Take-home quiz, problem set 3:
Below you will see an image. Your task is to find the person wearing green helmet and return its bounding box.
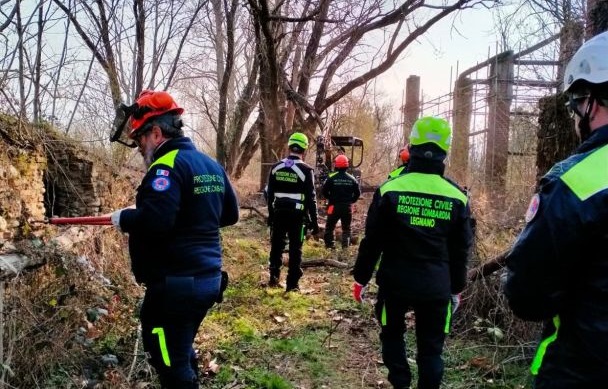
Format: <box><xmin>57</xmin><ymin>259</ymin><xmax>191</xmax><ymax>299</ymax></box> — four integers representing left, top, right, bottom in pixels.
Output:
<box><xmin>353</xmin><ymin>116</ymin><xmax>473</xmax><ymax>389</ymax></box>
<box><xmin>265</xmin><ymin>132</ymin><xmax>320</xmax><ymax>292</ymax></box>
<box><xmin>504</xmin><ymin>31</ymin><xmax>608</xmax><ymax>388</ymax></box>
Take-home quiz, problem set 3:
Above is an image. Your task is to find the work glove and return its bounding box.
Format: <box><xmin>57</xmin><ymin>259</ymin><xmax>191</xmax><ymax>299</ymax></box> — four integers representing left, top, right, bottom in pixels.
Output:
<box><xmin>109</xmin><ymin>205</ymin><xmax>135</xmax><ymax>229</ymax></box>
<box><xmin>111</xmin><ymin>209</ymin><xmax>125</xmax><ymax>232</ymax></box>
<box><xmin>451</xmin><ymin>293</ymin><xmax>461</xmax><ymax>314</ymax></box>
<box><xmin>310</xmin><ymin>223</ymin><xmax>320</xmax><ymax>236</ymax></box>
<box><xmin>352</xmin><ymin>282</ymin><xmax>366</xmax><ymax>303</ymax></box>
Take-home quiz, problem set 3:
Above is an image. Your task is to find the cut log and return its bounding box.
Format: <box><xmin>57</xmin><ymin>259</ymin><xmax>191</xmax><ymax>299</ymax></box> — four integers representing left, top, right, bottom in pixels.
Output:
<box><xmin>240</xmin><ymin>205</ymin><xmax>267</xmax><ymax>219</ymax></box>
<box><xmin>467</xmin><ymin>250</ymin><xmax>508</xmax><ymax>282</ymax></box>
<box><xmin>301</xmin><ymin>259</ymin><xmax>350</xmax><ymax>268</ymax></box>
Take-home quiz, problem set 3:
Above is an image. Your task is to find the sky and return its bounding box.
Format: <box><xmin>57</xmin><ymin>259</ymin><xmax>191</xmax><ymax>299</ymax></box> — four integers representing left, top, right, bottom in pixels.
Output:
<box><xmin>374</xmin><ymin>4</ymin><xmax>502</xmax><ymax>108</ymax></box>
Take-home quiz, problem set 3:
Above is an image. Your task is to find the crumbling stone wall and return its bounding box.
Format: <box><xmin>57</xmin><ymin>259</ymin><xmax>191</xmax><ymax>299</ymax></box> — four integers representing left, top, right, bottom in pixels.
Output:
<box><xmin>44</xmin><ymin>139</ymin><xmax>137</xmax><ymax>218</ymax></box>
<box><xmin>0</xmin><ymin>116</ymin><xmax>47</xmax><ymax>243</ymax></box>
<box><xmin>0</xmin><ymin>115</ymin><xmax>138</xmax><ymax>246</ymax></box>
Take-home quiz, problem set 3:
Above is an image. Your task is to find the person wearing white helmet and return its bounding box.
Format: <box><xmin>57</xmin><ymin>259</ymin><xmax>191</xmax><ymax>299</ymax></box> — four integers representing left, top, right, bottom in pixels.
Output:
<box><xmin>505</xmin><ymin>31</ymin><xmax>608</xmax><ymax>388</ymax></box>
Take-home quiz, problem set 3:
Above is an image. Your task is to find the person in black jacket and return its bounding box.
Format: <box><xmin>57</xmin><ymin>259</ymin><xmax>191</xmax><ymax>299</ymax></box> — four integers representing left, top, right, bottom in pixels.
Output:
<box><xmin>387</xmin><ymin>145</ymin><xmax>410</xmax><ymax>179</ymax></box>
<box><xmin>322</xmin><ymin>154</ymin><xmax>361</xmax><ymax>249</ymax></box>
<box><xmin>266</xmin><ymin>132</ymin><xmax>319</xmax><ymax>292</ymax></box>
<box><xmin>504</xmin><ymin>31</ymin><xmax>608</xmax><ymax>388</ymax></box>
<box><xmin>353</xmin><ymin>116</ymin><xmax>473</xmax><ymax>389</ymax></box>
<box><xmin>109</xmin><ymin>90</ymin><xmax>239</xmax><ymax>389</ymax></box>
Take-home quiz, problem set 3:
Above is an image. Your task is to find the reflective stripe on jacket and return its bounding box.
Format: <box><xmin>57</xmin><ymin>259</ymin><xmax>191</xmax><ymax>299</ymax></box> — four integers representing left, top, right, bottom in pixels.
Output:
<box><xmin>120</xmin><ymin>137</ymin><xmax>239</xmax><ymax>284</ymax></box>
<box><xmin>505</xmin><ymin>125</ymin><xmax>608</xmax><ymax>383</ymax></box>
<box><xmin>354</xmin><ymin>163</ymin><xmax>473</xmax><ymax>300</ymax></box>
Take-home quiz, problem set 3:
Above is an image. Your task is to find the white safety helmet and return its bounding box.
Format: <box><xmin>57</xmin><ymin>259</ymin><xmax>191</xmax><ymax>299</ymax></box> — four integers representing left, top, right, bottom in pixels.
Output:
<box><xmin>563</xmin><ymin>31</ymin><xmax>608</xmax><ymax>93</ymax></box>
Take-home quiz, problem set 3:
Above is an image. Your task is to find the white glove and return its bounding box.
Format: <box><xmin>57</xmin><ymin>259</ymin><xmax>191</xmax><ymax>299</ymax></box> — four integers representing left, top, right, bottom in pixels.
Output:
<box><xmin>451</xmin><ymin>294</ymin><xmax>461</xmax><ymax>314</ymax></box>
<box><xmin>111</xmin><ymin>209</ymin><xmax>123</xmax><ymax>232</ymax></box>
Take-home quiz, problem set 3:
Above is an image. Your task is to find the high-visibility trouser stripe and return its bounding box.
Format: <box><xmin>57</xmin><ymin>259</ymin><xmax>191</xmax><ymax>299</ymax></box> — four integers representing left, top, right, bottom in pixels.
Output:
<box><xmin>381</xmin><ymin>303</ymin><xmax>387</xmax><ymax>326</ymax></box>
<box><xmin>380</xmin><ymin>300</ymin><xmax>451</xmax><ymax>333</ymax></box>
<box><xmin>300</xmin><ymin>224</ymin><xmax>305</xmax><ymax>242</ymax></box>
<box><xmin>152</xmin><ymin>327</ymin><xmax>171</xmax><ymax>367</ymax></box>
<box><xmin>530</xmin><ymin>315</ymin><xmax>560</xmax><ymax>375</ymax></box>
<box><xmin>374</xmin><ymin>255</ymin><xmax>382</xmax><ymax>271</ymax></box>
<box><xmin>274</xmin><ymin>192</ymin><xmax>304</xmax><ymax>200</ymax></box>
<box><xmin>444</xmin><ymin>300</ymin><xmax>452</xmax><ymax>334</ymax></box>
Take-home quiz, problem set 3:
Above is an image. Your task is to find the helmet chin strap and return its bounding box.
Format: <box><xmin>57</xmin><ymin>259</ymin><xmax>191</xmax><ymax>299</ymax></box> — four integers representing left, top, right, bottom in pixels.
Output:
<box><xmin>578</xmin><ymin>95</ymin><xmax>596</xmax><ymax>142</ymax></box>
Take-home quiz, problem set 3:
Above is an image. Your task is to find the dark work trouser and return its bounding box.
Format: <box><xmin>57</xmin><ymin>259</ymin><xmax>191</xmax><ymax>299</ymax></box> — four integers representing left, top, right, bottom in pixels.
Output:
<box><xmin>140</xmin><ymin>273</ymin><xmax>220</xmax><ymax>389</ymax></box>
<box><xmin>323</xmin><ymin>203</ymin><xmax>352</xmax><ymax>248</ymax></box>
<box><xmin>533</xmin><ymin>318</ymin><xmax>608</xmax><ymax>389</ymax></box>
<box><xmin>375</xmin><ymin>289</ymin><xmax>451</xmax><ymax>389</ymax></box>
<box><xmin>269</xmin><ymin>209</ymin><xmax>305</xmax><ymax>289</ymax></box>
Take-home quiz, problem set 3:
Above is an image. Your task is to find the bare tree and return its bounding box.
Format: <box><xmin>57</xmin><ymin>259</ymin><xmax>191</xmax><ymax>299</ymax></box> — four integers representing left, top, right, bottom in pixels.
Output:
<box><xmin>246</xmin><ymin>0</ymin><xmax>497</xmax><ymax>188</ymax></box>
<box><xmin>51</xmin><ymin>0</ymin><xmax>206</xmax><ymax>116</ymax></box>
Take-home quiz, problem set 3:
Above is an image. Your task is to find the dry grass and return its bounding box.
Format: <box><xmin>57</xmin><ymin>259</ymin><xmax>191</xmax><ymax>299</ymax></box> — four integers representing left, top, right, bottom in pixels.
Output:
<box><xmin>0</xmin><ymin>173</ymin><xmax>539</xmax><ymax>388</ymax></box>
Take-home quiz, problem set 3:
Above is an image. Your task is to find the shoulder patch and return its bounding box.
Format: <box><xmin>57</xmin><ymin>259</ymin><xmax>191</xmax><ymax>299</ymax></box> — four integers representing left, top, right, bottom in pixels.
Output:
<box><xmin>156</xmin><ymin>169</ymin><xmax>170</xmax><ymax>177</ymax></box>
<box><xmin>524</xmin><ymin>193</ymin><xmax>540</xmax><ymax>223</ymax></box>
<box><xmin>151</xmin><ymin>177</ymin><xmax>171</xmax><ymax>192</ymax></box>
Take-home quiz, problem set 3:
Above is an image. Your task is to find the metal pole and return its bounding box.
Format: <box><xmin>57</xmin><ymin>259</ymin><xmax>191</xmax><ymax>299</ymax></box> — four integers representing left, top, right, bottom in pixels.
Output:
<box><xmin>49</xmin><ymin>216</ymin><xmax>112</xmax><ymax>225</ymax></box>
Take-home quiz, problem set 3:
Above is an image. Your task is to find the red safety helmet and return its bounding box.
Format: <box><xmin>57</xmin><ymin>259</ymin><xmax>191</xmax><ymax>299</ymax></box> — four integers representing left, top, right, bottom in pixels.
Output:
<box><xmin>334</xmin><ymin>154</ymin><xmax>349</xmax><ymax>168</ymax></box>
<box><xmin>128</xmin><ymin>90</ymin><xmax>184</xmax><ymax>138</ymax></box>
<box><xmin>399</xmin><ymin>146</ymin><xmax>410</xmax><ymax>163</ymax></box>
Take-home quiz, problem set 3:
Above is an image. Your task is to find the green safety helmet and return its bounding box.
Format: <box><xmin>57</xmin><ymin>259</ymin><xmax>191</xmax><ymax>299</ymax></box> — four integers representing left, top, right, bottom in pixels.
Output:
<box><xmin>288</xmin><ymin>132</ymin><xmax>309</xmax><ymax>150</ymax></box>
<box><xmin>409</xmin><ymin>116</ymin><xmax>452</xmax><ymax>152</ymax></box>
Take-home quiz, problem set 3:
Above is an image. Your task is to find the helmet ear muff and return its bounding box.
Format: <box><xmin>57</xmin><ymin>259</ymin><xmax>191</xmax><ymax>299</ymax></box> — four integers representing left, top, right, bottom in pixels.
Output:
<box><xmin>128</xmin><ymin>90</ymin><xmax>184</xmax><ymax>138</ymax></box>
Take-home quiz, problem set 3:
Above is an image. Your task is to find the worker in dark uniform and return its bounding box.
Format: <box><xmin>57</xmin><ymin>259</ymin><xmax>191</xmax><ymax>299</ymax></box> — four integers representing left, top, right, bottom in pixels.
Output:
<box><xmin>110</xmin><ymin>90</ymin><xmax>239</xmax><ymax>388</ymax></box>
<box><xmin>266</xmin><ymin>132</ymin><xmax>319</xmax><ymax>292</ymax></box>
<box><xmin>353</xmin><ymin>116</ymin><xmax>473</xmax><ymax>389</ymax></box>
<box><xmin>504</xmin><ymin>31</ymin><xmax>608</xmax><ymax>388</ymax></box>
<box><xmin>387</xmin><ymin>145</ymin><xmax>411</xmax><ymax>179</ymax></box>
<box><xmin>322</xmin><ymin>154</ymin><xmax>360</xmax><ymax>249</ymax></box>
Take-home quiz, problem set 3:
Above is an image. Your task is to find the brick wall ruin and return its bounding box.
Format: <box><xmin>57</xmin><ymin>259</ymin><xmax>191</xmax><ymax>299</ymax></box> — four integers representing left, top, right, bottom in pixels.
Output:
<box><xmin>0</xmin><ymin>115</ymin><xmax>138</xmax><ymax>246</ymax></box>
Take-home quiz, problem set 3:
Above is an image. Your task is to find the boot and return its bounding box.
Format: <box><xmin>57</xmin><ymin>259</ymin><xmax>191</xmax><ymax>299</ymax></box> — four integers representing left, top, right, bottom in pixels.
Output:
<box><xmin>285</xmin><ymin>284</ymin><xmax>300</xmax><ymax>292</ymax></box>
<box><xmin>324</xmin><ymin>231</ymin><xmax>335</xmax><ymax>249</ymax></box>
<box><xmin>341</xmin><ymin>236</ymin><xmax>351</xmax><ymax>249</ymax></box>
<box><xmin>268</xmin><ymin>275</ymin><xmax>280</xmax><ymax>287</ymax></box>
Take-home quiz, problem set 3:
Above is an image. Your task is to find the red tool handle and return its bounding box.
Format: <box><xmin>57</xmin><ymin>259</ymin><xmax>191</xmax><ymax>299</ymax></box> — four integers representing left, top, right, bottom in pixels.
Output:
<box><xmin>49</xmin><ymin>216</ymin><xmax>112</xmax><ymax>225</ymax></box>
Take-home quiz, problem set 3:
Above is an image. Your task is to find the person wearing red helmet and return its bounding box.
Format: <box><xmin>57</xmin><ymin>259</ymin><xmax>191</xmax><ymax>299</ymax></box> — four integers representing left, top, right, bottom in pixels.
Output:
<box><xmin>322</xmin><ymin>154</ymin><xmax>361</xmax><ymax>249</ymax></box>
<box><xmin>109</xmin><ymin>90</ymin><xmax>239</xmax><ymax>388</ymax></box>
<box><xmin>387</xmin><ymin>145</ymin><xmax>410</xmax><ymax>179</ymax></box>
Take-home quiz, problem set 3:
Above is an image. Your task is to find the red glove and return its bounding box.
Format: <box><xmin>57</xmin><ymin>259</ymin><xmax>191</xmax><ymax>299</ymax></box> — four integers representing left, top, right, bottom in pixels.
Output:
<box><xmin>352</xmin><ymin>282</ymin><xmax>366</xmax><ymax>303</ymax></box>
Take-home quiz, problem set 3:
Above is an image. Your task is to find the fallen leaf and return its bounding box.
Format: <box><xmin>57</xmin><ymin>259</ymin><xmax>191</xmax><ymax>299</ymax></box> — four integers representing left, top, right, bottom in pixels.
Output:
<box><xmin>469</xmin><ymin>356</ymin><xmax>492</xmax><ymax>369</ymax></box>
<box><xmin>206</xmin><ymin>358</ymin><xmax>220</xmax><ymax>374</ymax></box>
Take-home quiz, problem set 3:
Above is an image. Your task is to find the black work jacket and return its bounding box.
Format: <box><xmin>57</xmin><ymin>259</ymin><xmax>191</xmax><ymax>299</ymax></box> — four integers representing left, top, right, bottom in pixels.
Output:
<box><xmin>322</xmin><ymin>169</ymin><xmax>360</xmax><ymax>205</ymax></box>
<box><xmin>353</xmin><ymin>158</ymin><xmax>473</xmax><ymax>300</ymax></box>
<box><xmin>505</xmin><ymin>125</ymin><xmax>608</xmax><ymax>381</ymax></box>
<box><xmin>266</xmin><ymin>155</ymin><xmax>318</xmax><ymax>227</ymax></box>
